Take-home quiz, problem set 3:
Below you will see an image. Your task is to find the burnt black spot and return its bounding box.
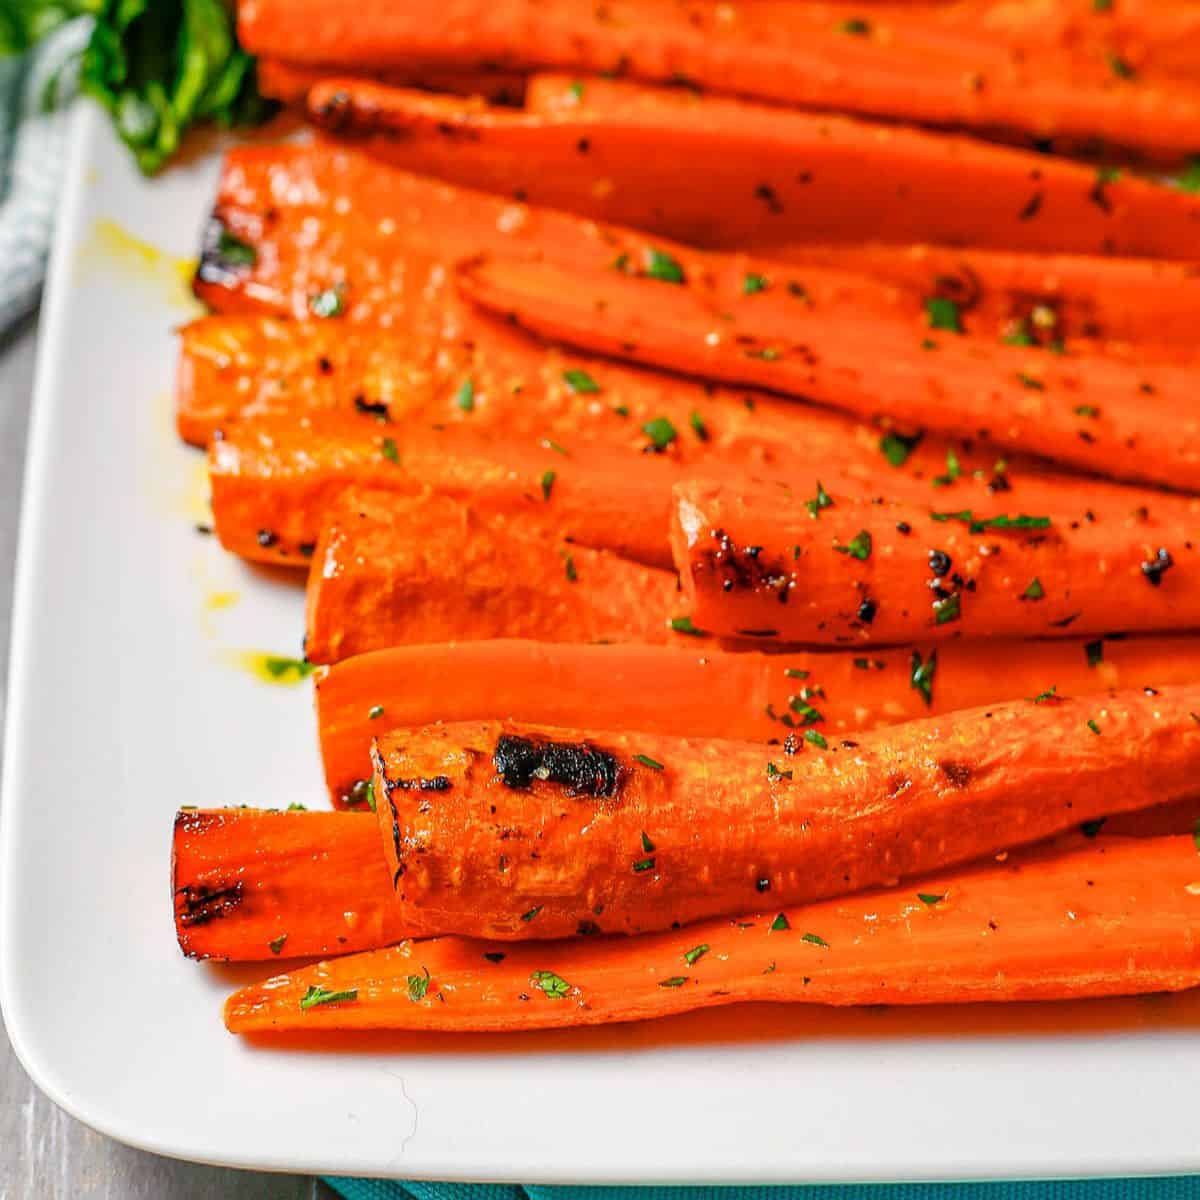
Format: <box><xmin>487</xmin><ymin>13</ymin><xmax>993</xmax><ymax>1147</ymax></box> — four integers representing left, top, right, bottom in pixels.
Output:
<box><xmin>311</xmin><ymin>89</ymin><xmax>353</xmax><ymax>131</ymax></box>
<box><xmin>493</xmin><ymin>733</ymin><xmax>622</xmax><ymax>798</ymax></box>
<box><xmin>386</xmin><ymin>775</ymin><xmax>453</xmax><ymax>793</ymax></box>
<box><xmin>754</xmin><ymin>183</ymin><xmax>783</xmax><ymax>214</ymax></box>
<box><xmin>1018</xmin><ymin>192</ymin><xmax>1044</xmax><ymax>221</ymax></box>
<box><xmin>1141</xmin><ymin>548</ymin><xmax>1173</xmax><ymax>586</ymax></box>
<box><xmin>696</xmin><ymin>528</ymin><xmax>792</xmax><ymax>603</ymax></box>
<box><xmin>354</xmin><ymin>395</ymin><xmax>391</xmax><ymax>420</ymax></box>
<box><xmin>176</xmin><ymin>881</ymin><xmax>244</xmax><ymax>927</ymax></box>
<box><xmin>756</xmin><ymin>877</ymin><xmax>771</xmax><ymax>893</ymax></box>
<box><xmin>938</xmin><ymin>760</ymin><xmax>973</xmax><ymax>788</ymax></box>
<box><xmin>887</xmin><ymin>773</ymin><xmax>912</xmax><ymax>797</ymax></box>
<box><xmin>856</xmin><ymin>597</ymin><xmax>877</xmax><ymax>624</ymax></box>
<box><xmin>256</xmin><ymin>529</ymin><xmax>277</xmax><ymax>548</ymax></box>
<box><xmin>928</xmin><ymin>549</ymin><xmax>952</xmax><ymax>577</ymax></box>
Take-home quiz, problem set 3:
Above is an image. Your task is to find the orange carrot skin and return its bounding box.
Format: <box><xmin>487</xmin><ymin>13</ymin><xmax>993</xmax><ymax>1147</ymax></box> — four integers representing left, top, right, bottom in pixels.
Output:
<box><xmin>237</xmin><ymin>0</ymin><xmax>1200</xmax><ymax>158</ymax></box>
<box><xmin>208</xmin><ymin>415</ymin><xmax>680</xmax><ymax>569</ymax></box>
<box><xmin>316</xmin><ymin>637</ymin><xmax>1200</xmax><ymax>807</ymax></box>
<box><xmin>369</xmin><ymin>688</ymin><xmax>1200</xmax><ymax>940</ymax></box>
<box><xmin>305</xmin><ymin>489</ymin><xmax>680</xmax><ymax>664</ymax></box>
<box><xmin>312</xmin><ymin>75</ymin><xmax>1200</xmax><ymax>260</ymax></box>
<box><xmin>672</xmin><ymin>480</ymin><xmax>1200</xmax><ymax>645</ymax></box>
<box><xmin>457</xmin><ymin>255</ymin><xmax>1200</xmax><ymax>493</ymax></box>
<box><xmin>172</xmin><ymin>809</ymin><xmax>408</xmax><ymax>960</ymax></box>
<box><xmin>257</xmin><ymin>58</ymin><xmax>526</xmax><ymax>106</ymax></box>
<box><xmin>224</xmin><ymin>834</ymin><xmax>1200</xmax><ymax>1033</ymax></box>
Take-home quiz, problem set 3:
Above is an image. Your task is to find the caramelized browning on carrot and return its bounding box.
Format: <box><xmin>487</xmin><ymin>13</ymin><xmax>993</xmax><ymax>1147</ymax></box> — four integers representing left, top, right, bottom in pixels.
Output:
<box><xmin>316</xmin><ymin>637</ymin><xmax>1200</xmax><ymax>806</ymax></box>
<box><xmin>305</xmin><ymin>489</ymin><xmax>681</xmax><ymax>664</ymax></box>
<box><xmin>369</xmin><ymin>687</ymin><xmax>1200</xmax><ymax>939</ymax></box>
<box><xmin>238</xmin><ymin>0</ymin><xmax>1200</xmax><ymax>157</ymax></box>
<box><xmin>458</xmin><ymin>254</ymin><xmax>1200</xmax><ymax>492</ymax></box>
<box><xmin>309</xmin><ymin>75</ymin><xmax>1200</xmax><ymax>259</ymax></box>
<box><xmin>223</xmin><ymin>834</ymin><xmax>1200</xmax><ymax>1033</ymax></box>
<box><xmin>257</xmin><ymin>58</ymin><xmax>525</xmax><ymax>106</ymax></box>
<box><xmin>172</xmin><ymin>809</ymin><xmax>409</xmax><ymax>960</ymax></box>
<box><xmin>671</xmin><ymin>480</ymin><xmax>1200</xmax><ymax>645</ymax></box>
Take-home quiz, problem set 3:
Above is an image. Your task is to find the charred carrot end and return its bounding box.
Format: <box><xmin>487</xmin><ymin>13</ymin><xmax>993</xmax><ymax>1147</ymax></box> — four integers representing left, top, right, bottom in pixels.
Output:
<box><xmin>223</xmin><ymin>834</ymin><xmax>1200</xmax><ymax>1033</ymax></box>
<box><xmin>172</xmin><ymin>808</ymin><xmax>410</xmax><ymax>961</ymax></box>
<box><xmin>368</xmin><ymin>688</ymin><xmax>1200</xmax><ymax>940</ymax></box>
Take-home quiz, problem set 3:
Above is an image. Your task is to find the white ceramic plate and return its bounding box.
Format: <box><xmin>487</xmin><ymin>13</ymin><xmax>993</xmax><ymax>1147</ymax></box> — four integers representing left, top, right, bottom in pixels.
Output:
<box><xmin>4</xmin><ymin>103</ymin><xmax>1200</xmax><ymax>1183</ymax></box>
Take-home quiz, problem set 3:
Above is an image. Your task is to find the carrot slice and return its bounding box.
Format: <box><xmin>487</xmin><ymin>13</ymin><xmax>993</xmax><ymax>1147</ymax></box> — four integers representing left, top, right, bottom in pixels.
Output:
<box><xmin>237</xmin><ymin>0</ymin><xmax>1200</xmax><ymax>158</ymax></box>
<box><xmin>316</xmin><ymin>637</ymin><xmax>1200</xmax><ymax>807</ymax></box>
<box><xmin>458</xmin><ymin>254</ymin><xmax>1200</xmax><ymax>492</ymax></box>
<box><xmin>671</xmin><ymin>479</ymin><xmax>1200</xmax><ymax>645</ymax></box>
<box><xmin>305</xmin><ymin>488</ymin><xmax>681</xmax><ymax>664</ymax></box>
<box><xmin>223</xmin><ymin>833</ymin><xmax>1200</xmax><ymax>1033</ymax></box>
<box><xmin>172</xmin><ymin>809</ymin><xmax>409</xmax><ymax>960</ymax></box>
<box><xmin>368</xmin><ymin>686</ymin><xmax>1200</xmax><ymax>939</ymax></box>
<box><xmin>309</xmin><ymin>76</ymin><xmax>1200</xmax><ymax>260</ymax></box>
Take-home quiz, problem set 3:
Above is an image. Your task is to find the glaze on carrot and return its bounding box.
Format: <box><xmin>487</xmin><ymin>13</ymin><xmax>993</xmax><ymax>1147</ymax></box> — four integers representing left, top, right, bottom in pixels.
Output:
<box><xmin>237</xmin><ymin>0</ymin><xmax>1200</xmax><ymax>158</ymax></box>
<box><xmin>369</xmin><ymin>686</ymin><xmax>1200</xmax><ymax>939</ymax></box>
<box><xmin>304</xmin><ymin>488</ymin><xmax>680</xmax><ymax>664</ymax></box>
<box><xmin>309</xmin><ymin>75</ymin><xmax>1200</xmax><ymax>259</ymax></box>
<box><xmin>172</xmin><ymin>809</ymin><xmax>408</xmax><ymax>960</ymax></box>
<box><xmin>671</xmin><ymin>479</ymin><xmax>1200</xmax><ymax>645</ymax></box>
<box><xmin>458</xmin><ymin>254</ymin><xmax>1200</xmax><ymax>492</ymax></box>
<box><xmin>316</xmin><ymin>637</ymin><xmax>1200</xmax><ymax>808</ymax></box>
<box><xmin>223</xmin><ymin>833</ymin><xmax>1200</xmax><ymax>1033</ymax></box>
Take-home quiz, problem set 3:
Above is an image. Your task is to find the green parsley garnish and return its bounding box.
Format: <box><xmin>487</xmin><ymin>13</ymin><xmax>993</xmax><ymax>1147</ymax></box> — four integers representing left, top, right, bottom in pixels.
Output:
<box><xmin>689</xmin><ymin>410</ymin><xmax>709</xmax><ymax>441</ymax></box>
<box><xmin>1193</xmin><ymin>818</ymin><xmax>1200</xmax><ymax>854</ymax></box>
<box><xmin>745</xmin><ymin>346</ymin><xmax>781</xmax><ymax>361</ymax></box>
<box><xmin>562</xmin><ymin>368</ymin><xmax>601</xmax><ymax>394</ymax></box>
<box><xmin>933</xmin><ymin>593</ymin><xmax>961</xmax><ymax>625</ymax></box>
<box><xmin>368</xmin><ymin>704</ymin><xmax>385</xmax><ymax>719</ymax></box>
<box><xmin>835</xmin><ymin>530</ymin><xmax>872</xmax><ymax>561</ymax></box>
<box><xmin>632</xmin><ymin>857</ymin><xmax>656</xmax><ymax>873</ymax></box>
<box><xmin>642</xmin><ymin>416</ymin><xmax>679</xmax><ymax>451</ymax></box>
<box><xmin>1107</xmin><ymin>51</ymin><xmax>1135</xmax><ymax>78</ymax></box>
<box><xmin>670</xmin><ymin>615</ymin><xmax>704</xmax><ymax>636</ymax></box>
<box><xmin>1087</xmin><ymin>719</ymin><xmax>1102</xmax><ymax>736</ymax></box>
<box><xmin>1085</xmin><ymin>640</ymin><xmax>1104</xmax><ymax>668</ymax></box>
<box><xmin>930</xmin><ymin>511</ymin><xmax>1051</xmax><ymax>534</ymax></box>
<box><xmin>634</xmin><ymin>753</ymin><xmax>665</xmax><ymax>770</ymax></box>
<box><xmin>1016</xmin><ymin>372</ymin><xmax>1045</xmax><ymax>391</ymax></box>
<box><xmin>853</xmin><ymin>657</ymin><xmax>884</xmax><ymax>670</ymax></box>
<box><xmin>742</xmin><ymin>272</ymin><xmax>769</xmax><ymax>294</ymax></box>
<box><xmin>806</xmin><ymin>480</ymin><xmax>833</xmax><ymax>518</ymax></box>
<box><xmin>260</xmin><ymin>655</ymin><xmax>315</xmax><ymax>681</ymax></box>
<box><xmin>1032</xmin><ymin>685</ymin><xmax>1059</xmax><ymax>705</ymax></box>
<box><xmin>804</xmin><ymin>729</ymin><xmax>828</xmax><ymax>749</ymax></box>
<box><xmin>789</xmin><ymin>695</ymin><xmax>824</xmax><ymax>725</ymax></box>
<box><xmin>268</xmin><ymin>933</ymin><xmax>288</xmax><ymax>955</ymax></box>
<box><xmin>1075</xmin><ymin>405</ymin><xmax>1100</xmax><ymax>418</ymax></box>
<box><xmin>911</xmin><ymin>648</ymin><xmax>938</xmax><ymax>706</ymax></box>
<box><xmin>645</xmin><ymin>248</ymin><xmax>686</xmax><ymax>284</ymax></box>
<box><xmin>217</xmin><ymin>230</ymin><xmax>257</xmax><ymax>267</ymax></box>
<box><xmin>771</xmin><ymin>913</ymin><xmax>791</xmax><ymax>931</ymax></box>
<box><xmin>658</xmin><ymin>976</ymin><xmax>688</xmax><ymax>988</ymax></box>
<box><xmin>454</xmin><ymin>378</ymin><xmax>476</xmax><ymax>411</ymax></box>
<box><xmin>917</xmin><ymin>893</ymin><xmax>944</xmax><ymax>907</ymax></box>
<box><xmin>569</xmin><ymin>80</ymin><xmax>585</xmax><ymax>100</ymax></box>
<box><xmin>1022</xmin><ymin>577</ymin><xmax>1045</xmax><ymax>601</ymax></box>
<box><xmin>802</xmin><ymin>932</ymin><xmax>829</xmax><ymax>948</ymax></box>
<box><xmin>407</xmin><ymin>968</ymin><xmax>431</xmax><ymax>1003</ymax></box>
<box><xmin>684</xmin><ymin>944</ymin><xmax>709</xmax><ymax>966</ymax></box>
<box><xmin>521</xmin><ymin>907</ymin><xmax>543</xmax><ymax>923</ymax></box>
<box><xmin>932</xmin><ymin>448</ymin><xmax>962</xmax><ymax>487</ymax></box>
<box><xmin>838</xmin><ymin>17</ymin><xmax>871</xmax><ymax>34</ymax></box>
<box><xmin>766</xmin><ymin>762</ymin><xmax>793</xmax><ymax>781</ymax></box>
<box><xmin>530</xmin><ymin>970</ymin><xmax>572</xmax><ymax>999</ymax></box>
<box><xmin>1175</xmin><ymin>158</ymin><xmax>1200</xmax><ymax>194</ymax></box>
<box><xmin>925</xmin><ymin>296</ymin><xmax>962</xmax><ymax>333</ymax></box>
<box><xmin>562</xmin><ymin>552</ymin><xmax>577</xmax><ymax>582</ymax></box>
<box><xmin>540</xmin><ymin>469</ymin><xmax>556</xmax><ymax>500</ymax></box>
<box><xmin>641</xmin><ymin>831</ymin><xmax>656</xmax><ymax>853</ymax></box>
<box><xmin>300</xmin><ymin>985</ymin><xmax>358</xmax><ymax>1011</ymax></box>
<box><xmin>785</xmin><ymin>668</ymin><xmax>810</xmax><ymax>679</ymax></box>
<box><xmin>880</xmin><ymin>430</ymin><xmax>923</xmax><ymax>467</ymax></box>
<box><xmin>380</xmin><ymin>437</ymin><xmax>400</xmax><ymax>463</ymax></box>
<box><xmin>309</xmin><ymin>284</ymin><xmax>347</xmax><ymax>318</ymax></box>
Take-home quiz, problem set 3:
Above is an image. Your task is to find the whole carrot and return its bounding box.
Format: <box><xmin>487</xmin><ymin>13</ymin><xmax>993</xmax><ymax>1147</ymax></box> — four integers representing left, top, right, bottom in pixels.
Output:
<box><xmin>309</xmin><ymin>75</ymin><xmax>1200</xmax><ymax>260</ymax></box>
<box><xmin>671</xmin><ymin>479</ymin><xmax>1200</xmax><ymax>645</ymax></box>
<box><xmin>369</xmin><ymin>686</ymin><xmax>1200</xmax><ymax>939</ymax></box>
<box><xmin>223</xmin><ymin>833</ymin><xmax>1200</xmax><ymax>1033</ymax></box>
<box><xmin>457</xmin><ymin>254</ymin><xmax>1200</xmax><ymax>492</ymax></box>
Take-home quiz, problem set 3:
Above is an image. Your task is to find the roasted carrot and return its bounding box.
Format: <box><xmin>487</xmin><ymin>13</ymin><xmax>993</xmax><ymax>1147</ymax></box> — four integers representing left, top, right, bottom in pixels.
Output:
<box><xmin>223</xmin><ymin>833</ymin><xmax>1200</xmax><ymax>1032</ymax></box>
<box><xmin>774</xmin><ymin>241</ymin><xmax>1200</xmax><ymax>357</ymax></box>
<box><xmin>238</xmin><ymin>0</ymin><xmax>1200</xmax><ymax>158</ymax></box>
<box><xmin>310</xmin><ymin>76</ymin><xmax>1200</xmax><ymax>260</ymax></box>
<box><xmin>172</xmin><ymin>809</ymin><xmax>408</xmax><ymax>960</ymax></box>
<box><xmin>257</xmin><ymin>59</ymin><xmax>525</xmax><ymax>106</ymax></box>
<box><xmin>671</xmin><ymin>479</ymin><xmax>1200</xmax><ymax>645</ymax></box>
<box><xmin>316</xmin><ymin>637</ymin><xmax>1200</xmax><ymax>808</ymax></box>
<box><xmin>208</xmin><ymin>415</ymin><xmax>680</xmax><ymax>568</ymax></box>
<box><xmin>369</xmin><ymin>686</ymin><xmax>1200</xmax><ymax>939</ymax></box>
<box><xmin>458</xmin><ymin>254</ymin><xmax>1200</xmax><ymax>492</ymax></box>
<box><xmin>304</xmin><ymin>488</ymin><xmax>681</xmax><ymax>664</ymax></box>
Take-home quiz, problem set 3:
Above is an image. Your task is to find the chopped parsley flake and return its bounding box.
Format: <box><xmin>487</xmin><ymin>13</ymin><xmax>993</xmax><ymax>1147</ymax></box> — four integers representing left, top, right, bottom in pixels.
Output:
<box><xmin>642</xmin><ymin>416</ymin><xmax>678</xmax><ymax>451</ymax></box>
<box><xmin>684</xmin><ymin>944</ymin><xmax>709</xmax><ymax>965</ymax></box>
<box><xmin>641</xmin><ymin>831</ymin><xmax>656</xmax><ymax>853</ymax></box>
<box><xmin>835</xmin><ymin>530</ymin><xmax>872</xmax><ymax>561</ymax></box>
<box><xmin>645</xmin><ymin>248</ymin><xmax>686</xmax><ymax>284</ymax></box>
<box><xmin>766</xmin><ymin>761</ymin><xmax>793</xmax><ymax>781</ymax></box>
<box><xmin>838</xmin><ymin>17</ymin><xmax>871</xmax><ymax>34</ymax></box>
<box><xmin>880</xmin><ymin>430</ymin><xmax>923</xmax><ymax>467</ymax></box>
<box><xmin>932</xmin><ymin>448</ymin><xmax>962</xmax><ymax>487</ymax></box>
<box><xmin>804</xmin><ymin>729</ymin><xmax>828</xmax><ymax>749</ymax></box>
<box><xmin>785</xmin><ymin>668</ymin><xmax>810</xmax><ymax>679</ymax></box>
<box><xmin>530</xmin><ymin>969</ymin><xmax>572</xmax><ymax>999</ymax></box>
<box><xmin>917</xmin><ymin>893</ymin><xmax>944</xmax><ymax>907</ymax></box>
<box><xmin>930</xmin><ymin>511</ymin><xmax>1051</xmax><ymax>534</ymax></box>
<box><xmin>407</xmin><ymin>968</ymin><xmax>431</xmax><ymax>1003</ymax></box>
<box><xmin>789</xmin><ymin>695</ymin><xmax>824</xmax><ymax>725</ymax></box>
<box><xmin>911</xmin><ymin>648</ymin><xmax>938</xmax><ymax>706</ymax></box>
<box><xmin>562</xmin><ymin>368</ymin><xmax>600</xmax><ymax>394</ymax></box>
<box><xmin>689</xmin><ymin>410</ymin><xmax>709</xmax><ymax>441</ymax></box>
<box><xmin>454</xmin><ymin>378</ymin><xmax>476</xmax><ymax>411</ymax></box>
<box><xmin>632</xmin><ymin>857</ymin><xmax>656</xmax><ymax>873</ymax></box>
<box><xmin>801</xmin><ymin>932</ymin><xmax>829</xmax><ymax>948</ymax></box>
<box><xmin>217</xmin><ymin>230</ymin><xmax>257</xmax><ymax>267</ymax></box>
<box><xmin>1032</xmin><ymin>685</ymin><xmax>1059</xmax><ymax>704</ymax></box>
<box><xmin>562</xmin><ymin>552</ymin><xmax>577</xmax><ymax>582</ymax></box>
<box><xmin>568</xmin><ymin>80</ymin><xmax>585</xmax><ymax>100</ymax></box>
<box><xmin>1075</xmin><ymin>404</ymin><xmax>1100</xmax><ymax>418</ymax></box>
<box><xmin>658</xmin><ymin>976</ymin><xmax>688</xmax><ymax>988</ymax></box>
<box><xmin>300</xmin><ymin>985</ymin><xmax>358</xmax><ymax>1011</ymax></box>
<box><xmin>806</xmin><ymin>480</ymin><xmax>833</xmax><ymax>518</ymax></box>
<box><xmin>634</xmin><ymin>753</ymin><xmax>665</xmax><ymax>770</ymax></box>
<box><xmin>268</xmin><ymin>933</ymin><xmax>288</xmax><ymax>955</ymax></box>
<box><xmin>309</xmin><ymin>284</ymin><xmax>347</xmax><ymax>319</ymax></box>
<box><xmin>670</xmin><ymin>615</ymin><xmax>704</xmax><ymax>636</ymax></box>
<box><xmin>380</xmin><ymin>437</ymin><xmax>399</xmax><ymax>463</ymax></box>
<box><xmin>933</xmin><ymin>593</ymin><xmax>961</xmax><ymax>625</ymax></box>
<box><xmin>1107</xmin><ymin>51</ymin><xmax>1135</xmax><ymax>78</ymax></box>
<box><xmin>925</xmin><ymin>296</ymin><xmax>962</xmax><ymax>333</ymax></box>
<box><xmin>521</xmin><ymin>906</ymin><xmax>543</xmax><ymax>922</ymax></box>
<box><xmin>743</xmin><ymin>272</ymin><xmax>769</xmax><ymax>294</ymax></box>
<box><xmin>1087</xmin><ymin>718</ymin><xmax>1102</xmax><ymax>735</ymax></box>
<box><xmin>260</xmin><ymin>655</ymin><xmax>315</xmax><ymax>681</ymax></box>
<box><xmin>368</xmin><ymin>704</ymin><xmax>385</xmax><ymax>719</ymax></box>
<box><xmin>540</xmin><ymin>469</ymin><xmax>556</xmax><ymax>500</ymax></box>
<box><xmin>771</xmin><ymin>912</ymin><xmax>791</xmax><ymax>931</ymax></box>
<box><xmin>1022</xmin><ymin>577</ymin><xmax>1045</xmax><ymax>601</ymax></box>
<box><xmin>1175</xmin><ymin>158</ymin><xmax>1200</xmax><ymax>194</ymax></box>
<box><xmin>1016</xmin><ymin>372</ymin><xmax>1045</xmax><ymax>390</ymax></box>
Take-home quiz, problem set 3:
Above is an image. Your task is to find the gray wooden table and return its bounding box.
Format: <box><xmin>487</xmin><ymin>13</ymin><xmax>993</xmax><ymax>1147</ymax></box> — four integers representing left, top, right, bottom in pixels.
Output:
<box><xmin>0</xmin><ymin>317</ymin><xmax>338</xmax><ymax>1199</ymax></box>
